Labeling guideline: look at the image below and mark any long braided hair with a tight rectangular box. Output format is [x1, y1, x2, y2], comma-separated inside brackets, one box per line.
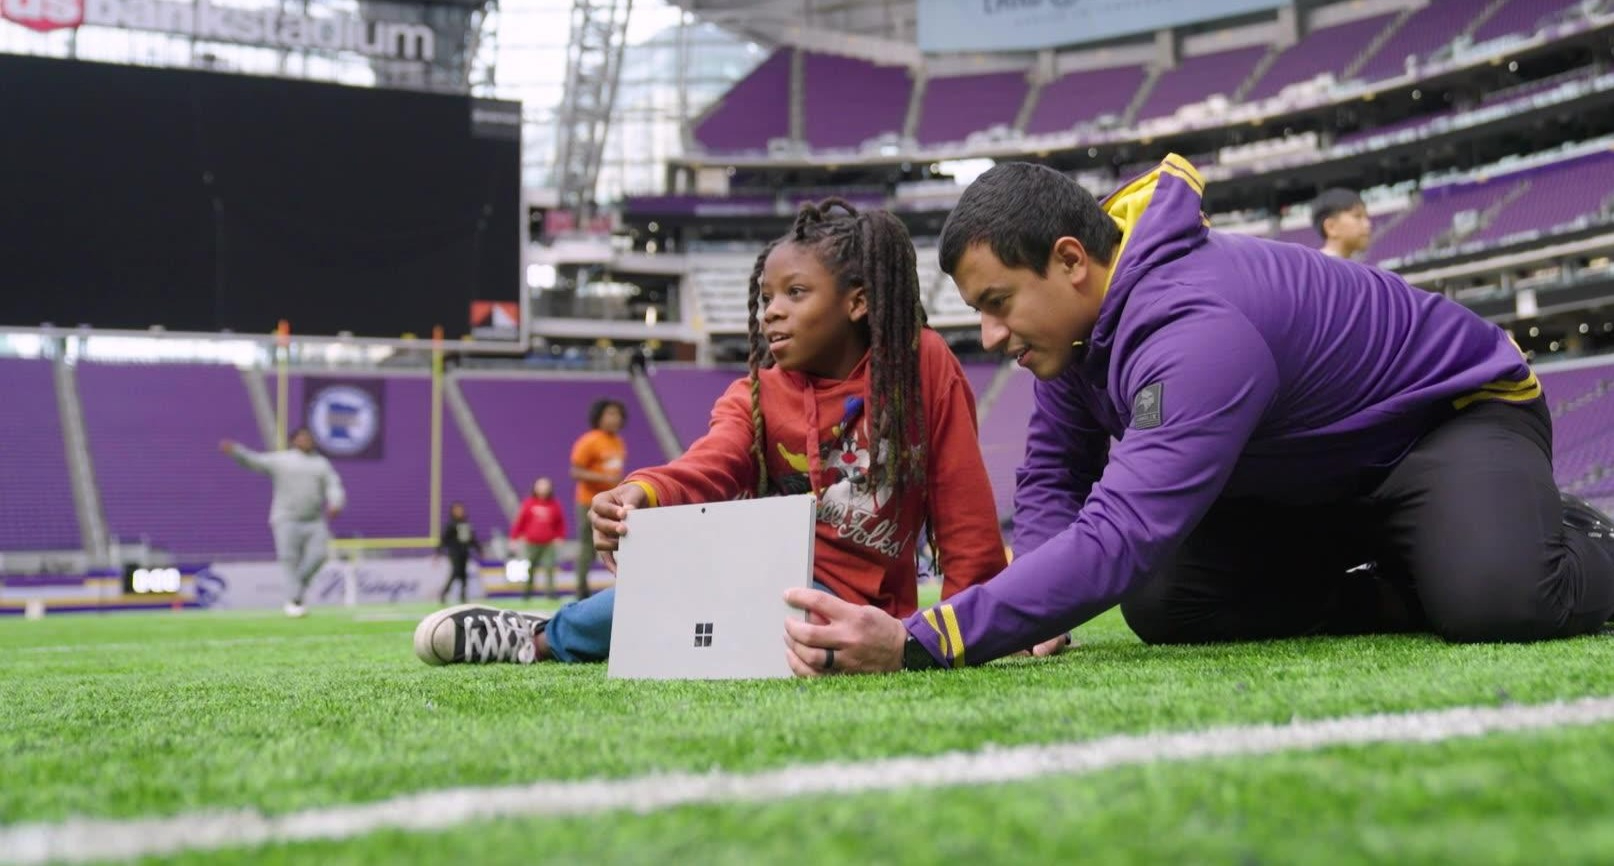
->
[743, 198, 930, 501]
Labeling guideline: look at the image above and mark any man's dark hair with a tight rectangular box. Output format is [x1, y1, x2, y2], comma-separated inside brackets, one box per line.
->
[1311, 188, 1365, 238]
[939, 163, 1121, 277]
[589, 398, 627, 429]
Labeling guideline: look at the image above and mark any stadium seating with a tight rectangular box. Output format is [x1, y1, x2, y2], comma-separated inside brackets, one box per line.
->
[692, 49, 791, 154]
[802, 52, 912, 151]
[648, 368, 746, 448]
[1136, 46, 1266, 121]
[1541, 363, 1614, 499]
[978, 367, 1036, 519]
[1273, 224, 1321, 248]
[1024, 64, 1147, 135]
[455, 377, 661, 523]
[1246, 13, 1399, 101]
[1369, 177, 1514, 264]
[0, 359, 80, 551]
[76, 362, 273, 556]
[1464, 150, 1614, 246]
[961, 363, 1000, 408]
[686, 255, 756, 332]
[1354, 0, 1492, 83]
[1471, 0, 1589, 43]
[915, 71, 1028, 146]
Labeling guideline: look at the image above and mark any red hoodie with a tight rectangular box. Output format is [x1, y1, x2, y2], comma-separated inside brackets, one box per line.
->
[627, 328, 1005, 617]
[510, 496, 567, 545]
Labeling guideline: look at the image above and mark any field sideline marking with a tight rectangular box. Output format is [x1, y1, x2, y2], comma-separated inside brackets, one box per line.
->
[6, 695, 1614, 864]
[16, 633, 411, 655]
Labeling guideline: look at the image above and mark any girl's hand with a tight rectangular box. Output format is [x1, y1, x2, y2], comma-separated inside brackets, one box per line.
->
[590, 484, 650, 574]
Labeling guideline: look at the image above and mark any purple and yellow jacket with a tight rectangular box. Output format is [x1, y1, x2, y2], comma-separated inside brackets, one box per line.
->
[905, 155, 1541, 667]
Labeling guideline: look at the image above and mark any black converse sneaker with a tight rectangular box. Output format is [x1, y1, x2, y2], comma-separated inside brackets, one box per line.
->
[413, 605, 549, 666]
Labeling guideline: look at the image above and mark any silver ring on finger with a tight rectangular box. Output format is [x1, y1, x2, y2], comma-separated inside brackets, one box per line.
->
[822, 647, 836, 672]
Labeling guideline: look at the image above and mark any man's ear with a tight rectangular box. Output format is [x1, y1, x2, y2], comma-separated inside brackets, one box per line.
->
[845, 285, 869, 322]
[1051, 236, 1090, 289]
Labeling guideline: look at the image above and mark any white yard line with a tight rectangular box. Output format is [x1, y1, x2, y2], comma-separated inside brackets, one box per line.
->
[16, 633, 410, 655]
[6, 694, 1614, 863]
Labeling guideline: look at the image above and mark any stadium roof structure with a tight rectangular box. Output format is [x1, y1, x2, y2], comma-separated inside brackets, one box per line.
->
[668, 0, 920, 50]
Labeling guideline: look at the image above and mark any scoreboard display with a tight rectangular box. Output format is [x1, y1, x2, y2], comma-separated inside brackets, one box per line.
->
[122, 565, 184, 595]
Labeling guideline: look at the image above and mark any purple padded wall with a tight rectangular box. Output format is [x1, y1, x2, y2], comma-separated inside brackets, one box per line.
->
[0, 359, 79, 550]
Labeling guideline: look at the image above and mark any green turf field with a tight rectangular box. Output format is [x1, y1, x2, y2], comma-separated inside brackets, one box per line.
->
[4, 595, 1614, 864]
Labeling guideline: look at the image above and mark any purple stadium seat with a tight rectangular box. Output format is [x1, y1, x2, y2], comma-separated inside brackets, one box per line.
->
[1541, 362, 1614, 494]
[649, 368, 747, 449]
[1465, 151, 1614, 246]
[78, 362, 273, 556]
[1136, 46, 1266, 121]
[978, 367, 1035, 519]
[1274, 224, 1320, 248]
[457, 377, 661, 523]
[1024, 64, 1147, 135]
[915, 71, 1028, 146]
[962, 362, 1000, 407]
[1355, 0, 1492, 83]
[802, 53, 912, 151]
[693, 49, 791, 154]
[0, 359, 80, 551]
[1245, 13, 1397, 101]
[1471, 0, 1587, 43]
[1370, 177, 1515, 264]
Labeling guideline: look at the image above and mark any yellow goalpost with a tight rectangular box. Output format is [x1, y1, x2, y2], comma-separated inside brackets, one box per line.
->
[273, 321, 444, 552]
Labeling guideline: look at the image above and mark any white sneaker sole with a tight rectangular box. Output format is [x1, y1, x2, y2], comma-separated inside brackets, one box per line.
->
[413, 603, 482, 666]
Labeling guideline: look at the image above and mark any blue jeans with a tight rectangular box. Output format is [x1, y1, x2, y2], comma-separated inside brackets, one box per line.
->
[545, 581, 833, 663]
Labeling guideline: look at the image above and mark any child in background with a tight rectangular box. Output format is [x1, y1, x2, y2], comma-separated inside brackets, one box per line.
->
[435, 502, 481, 605]
[568, 399, 627, 600]
[509, 478, 566, 600]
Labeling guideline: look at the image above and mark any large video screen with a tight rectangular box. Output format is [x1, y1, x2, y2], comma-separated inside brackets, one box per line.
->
[0, 54, 519, 338]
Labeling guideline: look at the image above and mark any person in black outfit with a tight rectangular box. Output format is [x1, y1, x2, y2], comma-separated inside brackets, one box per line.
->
[436, 502, 482, 604]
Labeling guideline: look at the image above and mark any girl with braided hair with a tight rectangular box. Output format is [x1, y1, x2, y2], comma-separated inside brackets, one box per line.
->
[414, 200, 1015, 668]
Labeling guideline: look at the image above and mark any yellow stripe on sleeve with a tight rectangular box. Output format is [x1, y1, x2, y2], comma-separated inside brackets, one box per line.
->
[1452, 373, 1542, 411]
[939, 603, 967, 668]
[627, 480, 659, 508]
[921, 608, 953, 662]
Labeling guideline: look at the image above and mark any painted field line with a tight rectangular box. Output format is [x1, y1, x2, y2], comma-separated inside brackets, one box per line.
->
[6, 695, 1614, 864]
[16, 633, 411, 655]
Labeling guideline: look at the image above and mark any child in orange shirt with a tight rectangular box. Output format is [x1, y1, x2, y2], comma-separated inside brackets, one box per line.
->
[567, 399, 626, 599]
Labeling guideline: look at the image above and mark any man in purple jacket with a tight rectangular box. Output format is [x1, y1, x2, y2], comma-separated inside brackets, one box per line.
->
[781, 155, 1614, 676]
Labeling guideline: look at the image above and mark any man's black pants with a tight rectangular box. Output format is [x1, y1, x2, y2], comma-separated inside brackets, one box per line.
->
[1121, 400, 1614, 644]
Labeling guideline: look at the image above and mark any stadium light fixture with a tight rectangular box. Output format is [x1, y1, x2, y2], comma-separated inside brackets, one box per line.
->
[528, 263, 558, 289]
